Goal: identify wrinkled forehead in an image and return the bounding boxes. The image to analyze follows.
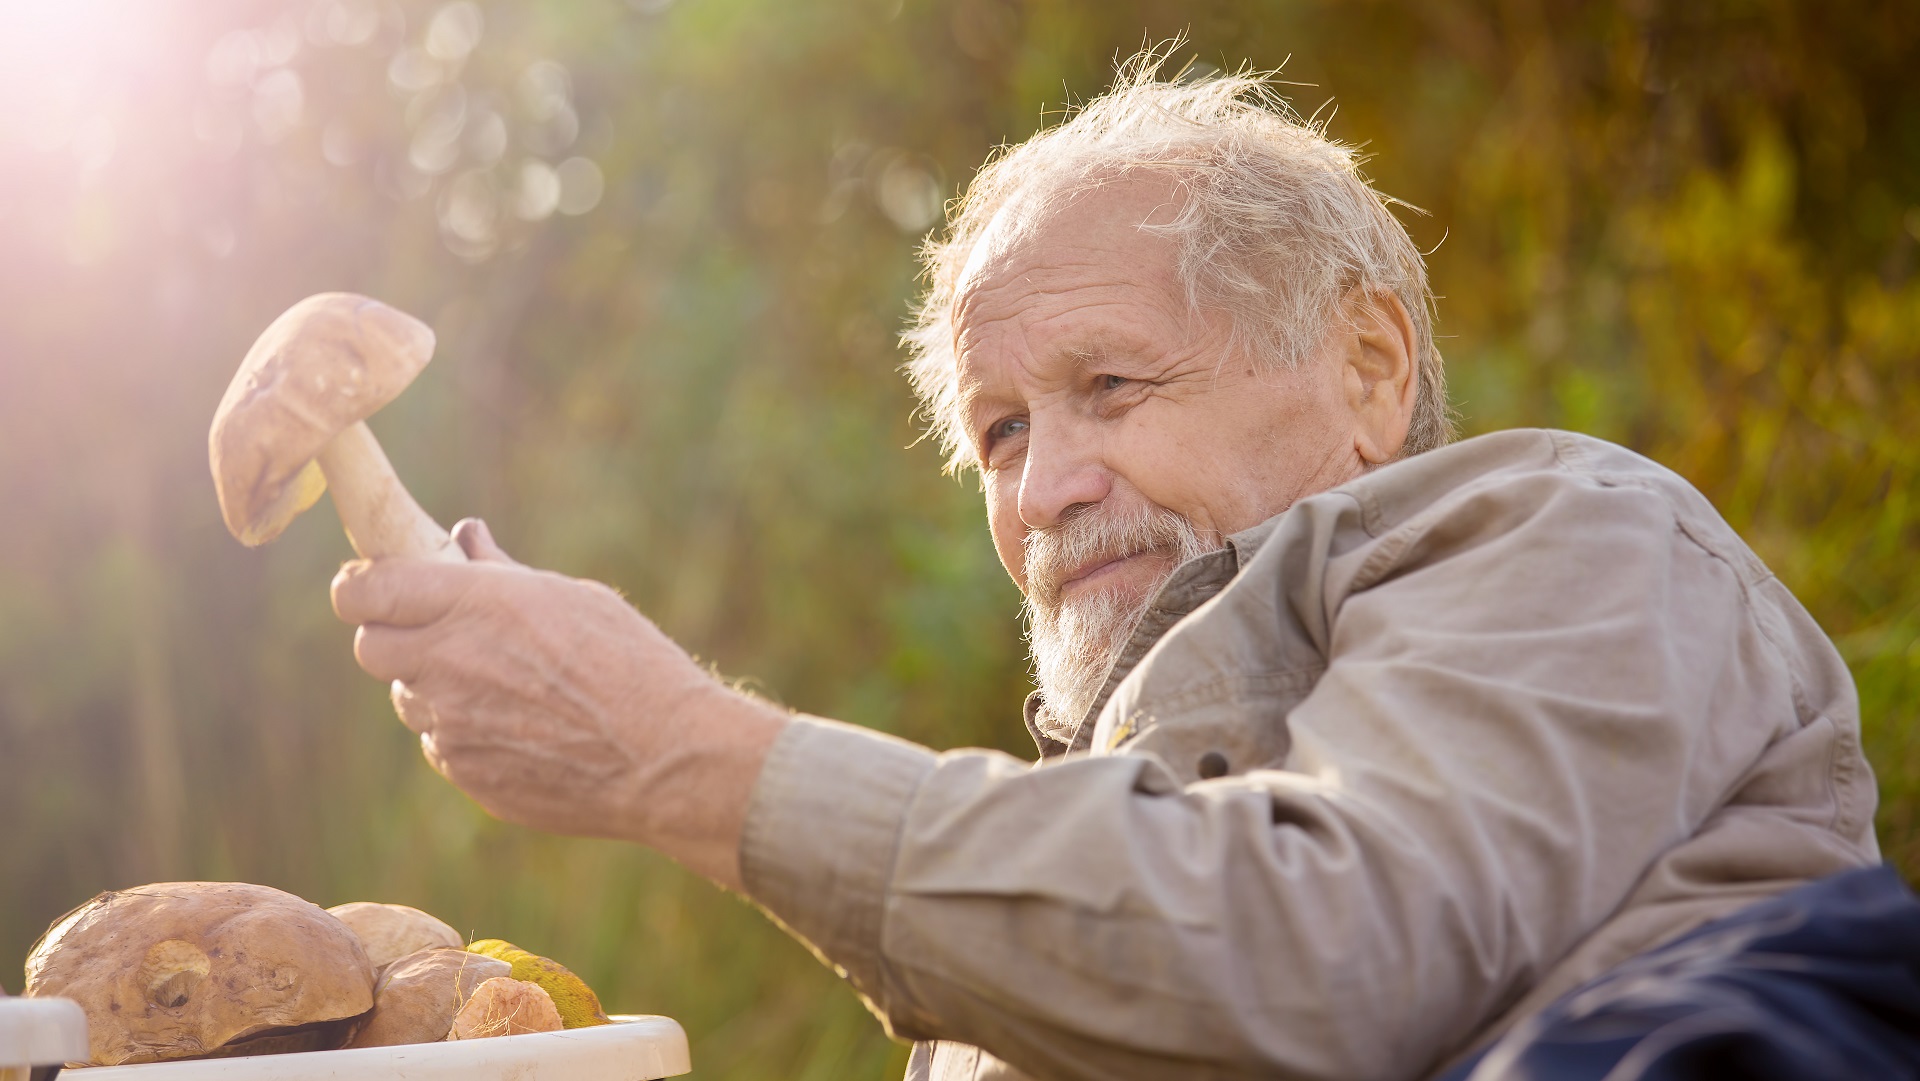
[952,175,1187,330]
[948,178,1203,438]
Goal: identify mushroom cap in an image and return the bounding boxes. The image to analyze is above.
[447,977,564,1040]
[342,948,510,1049]
[23,882,376,1066]
[209,293,435,547]
[325,902,464,975]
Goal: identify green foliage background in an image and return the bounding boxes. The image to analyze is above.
[1,1,1915,1076]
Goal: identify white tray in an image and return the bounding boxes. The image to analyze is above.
[81,1016,689,1080]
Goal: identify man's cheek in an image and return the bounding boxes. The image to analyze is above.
[1117,439,1213,528]
[1000,542,1026,589]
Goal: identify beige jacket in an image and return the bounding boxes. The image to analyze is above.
[739,429,1880,1081]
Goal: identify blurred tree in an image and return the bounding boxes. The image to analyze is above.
[0,0,1914,1076]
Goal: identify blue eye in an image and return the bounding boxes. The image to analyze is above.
[1100,374,1128,390]
[991,416,1029,441]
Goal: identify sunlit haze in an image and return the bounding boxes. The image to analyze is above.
[0,4,1913,1079]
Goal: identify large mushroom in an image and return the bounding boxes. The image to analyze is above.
[342,948,510,1049]
[209,292,464,561]
[23,882,375,1065]
[447,978,564,1040]
[326,902,464,975]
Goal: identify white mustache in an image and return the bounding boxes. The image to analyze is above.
[1023,501,1215,610]
[1019,501,1219,741]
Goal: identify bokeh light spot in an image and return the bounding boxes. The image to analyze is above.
[516,60,579,155]
[206,30,261,86]
[407,84,468,174]
[388,46,446,93]
[439,168,499,260]
[251,68,305,143]
[514,159,561,221]
[426,2,484,64]
[555,156,603,216]
[321,0,380,47]
[875,153,942,233]
[466,109,508,167]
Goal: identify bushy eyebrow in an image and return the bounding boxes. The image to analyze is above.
[1059,326,1158,372]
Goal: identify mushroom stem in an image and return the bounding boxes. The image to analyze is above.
[314,422,464,562]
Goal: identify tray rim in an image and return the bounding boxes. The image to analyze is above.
[79,1014,690,1078]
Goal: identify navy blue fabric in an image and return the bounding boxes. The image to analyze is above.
[1437,865,1920,1081]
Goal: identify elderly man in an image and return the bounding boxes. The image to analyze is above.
[331,58,1917,1080]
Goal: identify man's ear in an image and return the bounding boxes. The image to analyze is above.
[1336,288,1419,465]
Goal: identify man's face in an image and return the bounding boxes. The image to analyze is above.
[952,178,1400,732]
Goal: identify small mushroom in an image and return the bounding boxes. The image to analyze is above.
[446,978,563,1040]
[325,902,463,975]
[23,882,375,1065]
[209,292,463,561]
[343,948,510,1049]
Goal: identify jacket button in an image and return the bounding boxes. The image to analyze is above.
[1197,751,1230,779]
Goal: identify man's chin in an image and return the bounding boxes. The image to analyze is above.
[1028,560,1177,733]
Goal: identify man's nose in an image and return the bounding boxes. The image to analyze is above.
[1017,415,1111,530]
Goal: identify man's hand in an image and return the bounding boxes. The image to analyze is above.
[330,519,788,891]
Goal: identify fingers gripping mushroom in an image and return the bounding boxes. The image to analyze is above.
[210,293,463,561]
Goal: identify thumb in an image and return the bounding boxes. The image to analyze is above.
[452,518,520,565]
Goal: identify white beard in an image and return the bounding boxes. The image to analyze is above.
[1022,502,1218,742]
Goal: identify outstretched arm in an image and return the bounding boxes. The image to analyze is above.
[331,518,788,891]
[331,466,1850,1081]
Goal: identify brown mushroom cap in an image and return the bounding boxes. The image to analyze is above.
[209,293,435,547]
[447,977,564,1040]
[343,948,511,1049]
[23,882,376,1066]
[326,902,463,975]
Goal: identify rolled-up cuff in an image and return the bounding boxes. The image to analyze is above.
[739,715,937,1015]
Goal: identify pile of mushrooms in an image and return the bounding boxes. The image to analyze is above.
[23,886,576,1066]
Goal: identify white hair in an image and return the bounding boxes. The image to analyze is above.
[903,47,1454,474]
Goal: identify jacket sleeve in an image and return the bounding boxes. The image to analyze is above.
[738,468,1781,1081]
